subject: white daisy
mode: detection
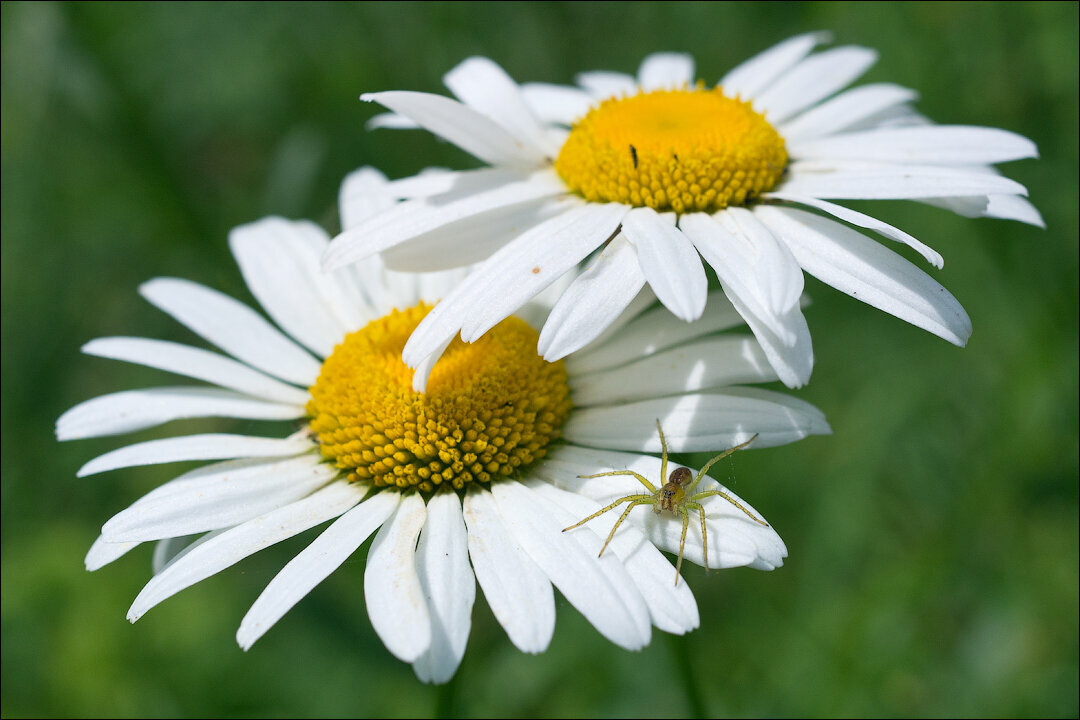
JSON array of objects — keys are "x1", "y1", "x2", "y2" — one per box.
[
  {"x1": 326, "y1": 32, "x2": 1041, "y2": 390},
  {"x1": 59, "y1": 168, "x2": 830, "y2": 684}
]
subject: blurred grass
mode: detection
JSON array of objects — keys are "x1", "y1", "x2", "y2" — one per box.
[{"x1": 2, "y1": 2, "x2": 1076, "y2": 717}]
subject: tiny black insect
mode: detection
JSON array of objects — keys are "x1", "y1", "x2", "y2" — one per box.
[{"x1": 629, "y1": 144, "x2": 638, "y2": 169}]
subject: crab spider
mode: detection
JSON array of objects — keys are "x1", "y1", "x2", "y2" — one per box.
[{"x1": 563, "y1": 419, "x2": 766, "y2": 584}]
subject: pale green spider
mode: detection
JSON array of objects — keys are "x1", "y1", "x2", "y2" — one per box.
[{"x1": 563, "y1": 419, "x2": 767, "y2": 584}]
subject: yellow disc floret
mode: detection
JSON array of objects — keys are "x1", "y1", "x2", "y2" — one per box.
[
  {"x1": 554, "y1": 87, "x2": 787, "y2": 214},
  {"x1": 307, "y1": 303, "x2": 572, "y2": 493}
]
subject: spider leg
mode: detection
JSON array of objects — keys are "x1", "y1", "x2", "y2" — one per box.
[
  {"x1": 691, "y1": 488, "x2": 769, "y2": 526},
  {"x1": 689, "y1": 501, "x2": 710, "y2": 575},
  {"x1": 595, "y1": 498, "x2": 652, "y2": 558},
  {"x1": 675, "y1": 506, "x2": 691, "y2": 586},
  {"x1": 578, "y1": 469, "x2": 658, "y2": 494},
  {"x1": 656, "y1": 418, "x2": 669, "y2": 487},
  {"x1": 562, "y1": 493, "x2": 648, "y2": 532},
  {"x1": 687, "y1": 433, "x2": 759, "y2": 493}
]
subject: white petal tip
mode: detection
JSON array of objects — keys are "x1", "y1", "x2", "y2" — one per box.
[{"x1": 236, "y1": 631, "x2": 258, "y2": 651}]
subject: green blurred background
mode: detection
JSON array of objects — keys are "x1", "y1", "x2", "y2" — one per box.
[{"x1": 3, "y1": 2, "x2": 1077, "y2": 717}]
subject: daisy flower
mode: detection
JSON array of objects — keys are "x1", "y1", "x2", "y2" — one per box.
[
  {"x1": 59, "y1": 168, "x2": 830, "y2": 684},
  {"x1": 326, "y1": 32, "x2": 1041, "y2": 390}
]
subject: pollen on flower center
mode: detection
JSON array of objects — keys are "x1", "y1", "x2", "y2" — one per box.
[
  {"x1": 307, "y1": 303, "x2": 573, "y2": 493},
  {"x1": 554, "y1": 87, "x2": 788, "y2": 214}
]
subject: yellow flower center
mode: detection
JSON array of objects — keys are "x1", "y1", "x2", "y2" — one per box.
[
  {"x1": 307, "y1": 303, "x2": 572, "y2": 493},
  {"x1": 554, "y1": 87, "x2": 788, "y2": 214}
]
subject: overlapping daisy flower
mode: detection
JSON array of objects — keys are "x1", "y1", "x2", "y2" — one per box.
[
  {"x1": 59, "y1": 168, "x2": 829, "y2": 683},
  {"x1": 326, "y1": 31, "x2": 1041, "y2": 389}
]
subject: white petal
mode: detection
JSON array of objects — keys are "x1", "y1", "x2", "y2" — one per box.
[
  {"x1": 538, "y1": 234, "x2": 646, "y2": 361},
  {"x1": 81, "y1": 337, "x2": 309, "y2": 405},
  {"x1": 152, "y1": 536, "x2": 193, "y2": 575},
  {"x1": 455, "y1": 201, "x2": 629, "y2": 340},
  {"x1": 574, "y1": 286, "x2": 658, "y2": 353},
  {"x1": 718, "y1": 290, "x2": 814, "y2": 389},
  {"x1": 515, "y1": 264, "x2": 579, "y2": 327},
  {"x1": 402, "y1": 202, "x2": 627, "y2": 369},
  {"x1": 527, "y1": 481, "x2": 699, "y2": 634},
  {"x1": 575, "y1": 70, "x2": 637, "y2": 98},
  {"x1": 520, "y1": 82, "x2": 595, "y2": 125},
  {"x1": 324, "y1": 170, "x2": 566, "y2": 271},
  {"x1": 361, "y1": 90, "x2": 546, "y2": 168},
  {"x1": 622, "y1": 208, "x2": 708, "y2": 322},
  {"x1": 444, "y1": 57, "x2": 559, "y2": 158},
  {"x1": 385, "y1": 167, "x2": 487, "y2": 200},
  {"x1": 451, "y1": 201, "x2": 630, "y2": 343},
  {"x1": 491, "y1": 481, "x2": 651, "y2": 651},
  {"x1": 638, "y1": 53, "x2": 694, "y2": 90},
  {"x1": 462, "y1": 486, "x2": 555, "y2": 654},
  {"x1": 229, "y1": 218, "x2": 358, "y2": 357},
  {"x1": 566, "y1": 289, "x2": 744, "y2": 374},
  {"x1": 339, "y1": 166, "x2": 396, "y2": 230},
  {"x1": 564, "y1": 388, "x2": 830, "y2": 451},
  {"x1": 102, "y1": 455, "x2": 336, "y2": 542},
  {"x1": 152, "y1": 529, "x2": 226, "y2": 574},
  {"x1": 411, "y1": 335, "x2": 454, "y2": 394},
  {"x1": 237, "y1": 492, "x2": 400, "y2": 650},
  {"x1": 86, "y1": 535, "x2": 139, "y2": 571},
  {"x1": 365, "y1": 493, "x2": 430, "y2": 663},
  {"x1": 381, "y1": 198, "x2": 569, "y2": 273},
  {"x1": 365, "y1": 112, "x2": 420, "y2": 130},
  {"x1": 753, "y1": 46, "x2": 878, "y2": 124},
  {"x1": 680, "y1": 210, "x2": 803, "y2": 342},
  {"x1": 779, "y1": 161, "x2": 1028, "y2": 199},
  {"x1": 78, "y1": 431, "x2": 313, "y2": 477},
  {"x1": 719, "y1": 32, "x2": 832, "y2": 100},
  {"x1": 983, "y1": 195, "x2": 1045, "y2": 227},
  {"x1": 140, "y1": 278, "x2": 321, "y2": 386},
  {"x1": 683, "y1": 212, "x2": 817, "y2": 387},
  {"x1": 762, "y1": 193, "x2": 944, "y2": 268},
  {"x1": 127, "y1": 481, "x2": 364, "y2": 622},
  {"x1": 412, "y1": 491, "x2": 476, "y2": 684},
  {"x1": 788, "y1": 126, "x2": 1039, "y2": 166},
  {"x1": 778, "y1": 83, "x2": 918, "y2": 142},
  {"x1": 920, "y1": 193, "x2": 1045, "y2": 228},
  {"x1": 724, "y1": 207, "x2": 804, "y2": 314},
  {"x1": 571, "y1": 335, "x2": 776, "y2": 406},
  {"x1": 56, "y1": 387, "x2": 305, "y2": 441},
  {"x1": 757, "y1": 206, "x2": 972, "y2": 345},
  {"x1": 537, "y1": 449, "x2": 786, "y2": 571}
]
